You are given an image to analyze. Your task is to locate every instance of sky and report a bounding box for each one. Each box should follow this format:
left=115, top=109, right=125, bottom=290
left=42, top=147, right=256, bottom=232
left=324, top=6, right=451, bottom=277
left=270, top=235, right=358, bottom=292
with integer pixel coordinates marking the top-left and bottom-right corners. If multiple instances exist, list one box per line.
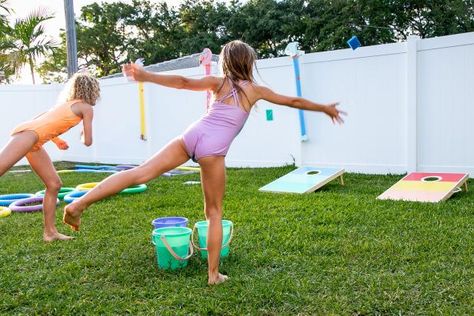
left=6, top=0, right=188, bottom=84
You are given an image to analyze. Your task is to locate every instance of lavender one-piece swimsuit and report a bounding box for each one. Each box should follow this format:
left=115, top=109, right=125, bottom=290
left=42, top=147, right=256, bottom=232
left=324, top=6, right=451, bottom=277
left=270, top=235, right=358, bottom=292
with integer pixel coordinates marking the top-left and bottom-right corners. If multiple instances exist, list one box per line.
left=181, top=81, right=250, bottom=162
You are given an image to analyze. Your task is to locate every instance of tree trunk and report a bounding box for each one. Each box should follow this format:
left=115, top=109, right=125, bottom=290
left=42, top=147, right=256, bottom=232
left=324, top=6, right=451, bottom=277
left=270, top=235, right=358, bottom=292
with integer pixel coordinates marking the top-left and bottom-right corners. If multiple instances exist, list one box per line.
left=28, top=55, right=36, bottom=84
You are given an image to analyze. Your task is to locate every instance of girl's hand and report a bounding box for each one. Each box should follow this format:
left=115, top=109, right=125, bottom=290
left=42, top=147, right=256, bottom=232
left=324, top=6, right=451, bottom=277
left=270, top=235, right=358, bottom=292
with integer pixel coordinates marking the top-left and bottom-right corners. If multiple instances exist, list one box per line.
left=324, top=102, right=347, bottom=124
left=52, top=137, right=69, bottom=150
left=122, top=63, right=147, bottom=82
left=56, top=141, right=69, bottom=150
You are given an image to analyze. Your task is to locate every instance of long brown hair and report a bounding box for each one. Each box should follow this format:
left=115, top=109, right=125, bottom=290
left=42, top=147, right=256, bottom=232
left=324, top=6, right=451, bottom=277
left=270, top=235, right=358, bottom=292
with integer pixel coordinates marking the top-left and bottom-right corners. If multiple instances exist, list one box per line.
left=217, top=40, right=257, bottom=107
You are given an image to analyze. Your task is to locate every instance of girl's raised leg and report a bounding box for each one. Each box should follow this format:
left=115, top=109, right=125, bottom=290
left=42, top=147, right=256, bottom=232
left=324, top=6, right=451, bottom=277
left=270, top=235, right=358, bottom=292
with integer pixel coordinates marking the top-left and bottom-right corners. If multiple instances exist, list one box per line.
left=63, top=138, right=190, bottom=231
left=198, top=156, right=228, bottom=285
left=26, top=148, right=73, bottom=242
left=0, top=131, right=37, bottom=176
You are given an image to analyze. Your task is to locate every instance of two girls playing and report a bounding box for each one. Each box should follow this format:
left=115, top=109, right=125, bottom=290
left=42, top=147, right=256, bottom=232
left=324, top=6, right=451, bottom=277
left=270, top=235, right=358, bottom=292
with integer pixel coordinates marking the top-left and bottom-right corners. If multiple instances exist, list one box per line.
left=63, top=40, right=345, bottom=285
left=1, top=40, right=345, bottom=284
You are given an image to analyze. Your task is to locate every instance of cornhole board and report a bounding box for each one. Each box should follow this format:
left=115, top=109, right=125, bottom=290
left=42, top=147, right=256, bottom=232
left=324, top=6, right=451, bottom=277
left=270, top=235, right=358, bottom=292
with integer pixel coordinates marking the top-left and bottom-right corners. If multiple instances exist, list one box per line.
left=259, top=166, right=345, bottom=194
left=377, top=172, right=469, bottom=203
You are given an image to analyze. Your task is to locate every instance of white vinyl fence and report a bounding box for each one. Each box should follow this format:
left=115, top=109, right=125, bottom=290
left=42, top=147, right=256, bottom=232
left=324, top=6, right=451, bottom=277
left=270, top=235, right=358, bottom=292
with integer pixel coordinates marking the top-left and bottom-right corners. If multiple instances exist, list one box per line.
left=1, top=32, right=473, bottom=176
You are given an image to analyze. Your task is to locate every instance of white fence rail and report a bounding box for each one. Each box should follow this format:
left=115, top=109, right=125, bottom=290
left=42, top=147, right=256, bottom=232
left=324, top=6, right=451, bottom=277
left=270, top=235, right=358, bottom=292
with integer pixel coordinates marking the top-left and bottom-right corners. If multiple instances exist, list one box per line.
left=1, top=32, right=473, bottom=176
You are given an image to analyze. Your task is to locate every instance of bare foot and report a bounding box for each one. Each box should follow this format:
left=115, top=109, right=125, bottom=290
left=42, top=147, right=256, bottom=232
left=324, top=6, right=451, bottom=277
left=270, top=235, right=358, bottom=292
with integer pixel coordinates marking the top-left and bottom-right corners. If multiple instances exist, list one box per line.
left=63, top=203, right=84, bottom=231
left=44, top=232, right=74, bottom=242
left=208, top=273, right=229, bottom=285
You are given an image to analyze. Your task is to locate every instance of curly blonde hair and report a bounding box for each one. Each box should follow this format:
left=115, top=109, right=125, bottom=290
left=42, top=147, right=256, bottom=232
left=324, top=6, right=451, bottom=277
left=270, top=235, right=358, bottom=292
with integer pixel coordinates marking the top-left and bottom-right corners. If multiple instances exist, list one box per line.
left=58, top=72, right=101, bottom=106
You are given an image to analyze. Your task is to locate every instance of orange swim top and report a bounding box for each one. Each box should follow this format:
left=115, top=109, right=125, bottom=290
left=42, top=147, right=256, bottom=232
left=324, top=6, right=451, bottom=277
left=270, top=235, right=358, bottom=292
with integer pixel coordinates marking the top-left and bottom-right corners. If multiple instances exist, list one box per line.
left=11, top=99, right=83, bottom=151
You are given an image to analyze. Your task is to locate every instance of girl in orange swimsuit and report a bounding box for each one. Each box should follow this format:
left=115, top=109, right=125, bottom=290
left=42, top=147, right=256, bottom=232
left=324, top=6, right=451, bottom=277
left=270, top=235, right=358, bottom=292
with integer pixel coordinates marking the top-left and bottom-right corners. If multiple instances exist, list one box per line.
left=0, top=72, right=100, bottom=242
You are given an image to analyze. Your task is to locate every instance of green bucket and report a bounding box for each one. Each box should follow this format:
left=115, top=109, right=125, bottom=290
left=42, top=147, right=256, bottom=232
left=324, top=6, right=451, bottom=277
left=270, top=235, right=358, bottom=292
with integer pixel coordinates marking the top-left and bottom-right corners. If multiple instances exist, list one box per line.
left=192, top=220, right=233, bottom=259
left=151, top=227, right=193, bottom=270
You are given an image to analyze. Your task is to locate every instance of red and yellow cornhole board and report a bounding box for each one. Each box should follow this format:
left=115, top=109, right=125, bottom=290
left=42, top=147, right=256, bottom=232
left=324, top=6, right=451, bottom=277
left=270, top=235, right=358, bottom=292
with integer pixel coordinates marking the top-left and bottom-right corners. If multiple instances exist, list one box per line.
left=377, top=172, right=469, bottom=203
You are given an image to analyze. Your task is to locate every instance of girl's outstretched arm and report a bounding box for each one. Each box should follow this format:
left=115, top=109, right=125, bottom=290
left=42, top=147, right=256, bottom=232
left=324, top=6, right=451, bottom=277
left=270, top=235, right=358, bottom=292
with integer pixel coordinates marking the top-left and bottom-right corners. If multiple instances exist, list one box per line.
left=122, top=63, right=221, bottom=92
left=256, top=86, right=346, bottom=124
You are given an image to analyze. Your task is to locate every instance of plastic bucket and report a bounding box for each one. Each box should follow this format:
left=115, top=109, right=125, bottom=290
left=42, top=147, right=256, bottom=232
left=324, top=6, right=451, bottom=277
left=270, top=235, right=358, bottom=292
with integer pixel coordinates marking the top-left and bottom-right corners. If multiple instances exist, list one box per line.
left=151, top=227, right=193, bottom=270
left=193, top=220, right=233, bottom=259
left=151, top=216, right=188, bottom=229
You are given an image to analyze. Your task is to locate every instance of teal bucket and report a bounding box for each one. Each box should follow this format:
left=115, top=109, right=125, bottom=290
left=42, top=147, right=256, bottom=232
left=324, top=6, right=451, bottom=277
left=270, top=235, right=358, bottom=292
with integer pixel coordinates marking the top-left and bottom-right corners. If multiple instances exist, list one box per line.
left=192, top=220, right=233, bottom=259
left=151, top=227, right=193, bottom=270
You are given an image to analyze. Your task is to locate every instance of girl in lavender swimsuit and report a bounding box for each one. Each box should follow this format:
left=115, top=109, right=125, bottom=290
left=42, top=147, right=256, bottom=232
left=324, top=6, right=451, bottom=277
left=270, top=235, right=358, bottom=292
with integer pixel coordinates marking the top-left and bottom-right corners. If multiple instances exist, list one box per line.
left=64, top=40, right=346, bottom=285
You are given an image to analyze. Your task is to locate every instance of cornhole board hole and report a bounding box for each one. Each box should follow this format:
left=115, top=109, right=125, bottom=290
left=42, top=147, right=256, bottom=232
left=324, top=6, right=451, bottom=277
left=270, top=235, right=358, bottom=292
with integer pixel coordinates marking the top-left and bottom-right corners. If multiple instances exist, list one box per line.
left=377, top=172, right=469, bottom=203
left=259, top=167, right=345, bottom=194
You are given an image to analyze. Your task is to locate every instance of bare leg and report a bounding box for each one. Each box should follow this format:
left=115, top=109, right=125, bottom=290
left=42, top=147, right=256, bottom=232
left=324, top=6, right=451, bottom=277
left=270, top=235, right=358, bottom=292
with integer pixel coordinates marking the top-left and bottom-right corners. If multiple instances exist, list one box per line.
left=26, top=148, right=73, bottom=242
left=63, top=138, right=190, bottom=231
left=199, top=156, right=228, bottom=285
left=0, top=131, right=37, bottom=176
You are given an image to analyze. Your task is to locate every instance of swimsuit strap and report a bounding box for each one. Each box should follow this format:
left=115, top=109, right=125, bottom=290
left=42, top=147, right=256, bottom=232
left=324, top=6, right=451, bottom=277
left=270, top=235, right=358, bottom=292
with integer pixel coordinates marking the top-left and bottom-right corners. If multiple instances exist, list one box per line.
left=215, top=80, right=250, bottom=106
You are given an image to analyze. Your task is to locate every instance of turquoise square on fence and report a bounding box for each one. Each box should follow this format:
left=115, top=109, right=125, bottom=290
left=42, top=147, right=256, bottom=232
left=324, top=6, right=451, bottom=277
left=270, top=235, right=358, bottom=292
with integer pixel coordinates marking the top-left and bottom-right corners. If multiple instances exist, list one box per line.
left=266, top=109, right=273, bottom=121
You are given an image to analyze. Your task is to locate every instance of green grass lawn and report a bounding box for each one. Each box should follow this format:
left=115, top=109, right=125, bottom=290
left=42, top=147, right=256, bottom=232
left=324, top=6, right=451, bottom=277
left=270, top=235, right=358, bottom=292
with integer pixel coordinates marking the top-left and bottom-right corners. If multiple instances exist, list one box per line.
left=1, top=163, right=473, bottom=315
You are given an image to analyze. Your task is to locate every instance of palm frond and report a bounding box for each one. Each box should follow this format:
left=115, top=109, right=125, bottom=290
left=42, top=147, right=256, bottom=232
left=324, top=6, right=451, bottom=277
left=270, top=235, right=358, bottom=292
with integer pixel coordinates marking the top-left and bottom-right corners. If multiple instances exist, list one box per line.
left=0, top=0, right=12, bottom=15
left=3, top=7, right=56, bottom=83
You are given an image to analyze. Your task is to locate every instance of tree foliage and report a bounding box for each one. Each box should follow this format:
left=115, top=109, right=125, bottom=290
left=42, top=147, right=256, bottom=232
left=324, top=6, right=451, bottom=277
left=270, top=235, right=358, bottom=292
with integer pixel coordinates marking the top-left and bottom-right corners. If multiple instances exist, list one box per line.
left=0, top=0, right=12, bottom=82
left=1, top=8, right=55, bottom=84
left=36, top=33, right=67, bottom=84
left=7, top=0, right=473, bottom=82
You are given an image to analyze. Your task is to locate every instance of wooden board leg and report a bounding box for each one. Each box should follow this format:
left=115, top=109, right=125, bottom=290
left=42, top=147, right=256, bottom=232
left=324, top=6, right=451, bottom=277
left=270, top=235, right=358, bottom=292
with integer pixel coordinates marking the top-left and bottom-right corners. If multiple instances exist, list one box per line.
left=464, top=181, right=468, bottom=192
left=339, top=175, right=345, bottom=186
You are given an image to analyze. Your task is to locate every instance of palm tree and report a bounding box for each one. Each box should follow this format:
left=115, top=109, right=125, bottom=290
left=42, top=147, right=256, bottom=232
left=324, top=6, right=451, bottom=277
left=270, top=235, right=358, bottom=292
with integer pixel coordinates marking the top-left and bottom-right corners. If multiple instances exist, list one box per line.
left=0, top=0, right=11, bottom=36
left=4, top=8, right=55, bottom=84
left=0, top=0, right=12, bottom=83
